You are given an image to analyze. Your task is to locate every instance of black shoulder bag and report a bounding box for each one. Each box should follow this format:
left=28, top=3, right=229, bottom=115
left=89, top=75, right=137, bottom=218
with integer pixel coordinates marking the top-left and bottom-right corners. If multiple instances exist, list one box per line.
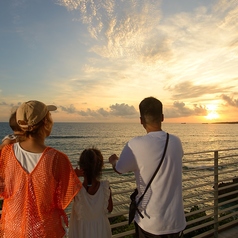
left=128, top=133, right=169, bottom=225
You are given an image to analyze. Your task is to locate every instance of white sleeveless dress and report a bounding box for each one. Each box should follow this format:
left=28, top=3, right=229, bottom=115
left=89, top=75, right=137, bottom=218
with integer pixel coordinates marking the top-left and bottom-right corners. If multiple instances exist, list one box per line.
left=68, top=180, right=112, bottom=238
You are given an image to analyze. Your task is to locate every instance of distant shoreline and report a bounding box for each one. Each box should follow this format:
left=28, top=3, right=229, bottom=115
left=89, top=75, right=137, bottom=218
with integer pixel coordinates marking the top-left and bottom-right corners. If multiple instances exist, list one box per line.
left=211, top=121, right=238, bottom=124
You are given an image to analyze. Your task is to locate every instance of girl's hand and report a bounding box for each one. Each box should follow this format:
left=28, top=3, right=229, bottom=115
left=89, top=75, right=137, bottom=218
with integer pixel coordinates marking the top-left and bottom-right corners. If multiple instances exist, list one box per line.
left=74, top=167, right=84, bottom=177
left=2, top=134, right=17, bottom=144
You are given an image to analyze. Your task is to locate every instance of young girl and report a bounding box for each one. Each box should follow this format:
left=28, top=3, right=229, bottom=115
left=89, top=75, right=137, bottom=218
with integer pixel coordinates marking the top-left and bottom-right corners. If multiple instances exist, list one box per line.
left=68, top=148, right=113, bottom=238
left=1, top=110, right=25, bottom=146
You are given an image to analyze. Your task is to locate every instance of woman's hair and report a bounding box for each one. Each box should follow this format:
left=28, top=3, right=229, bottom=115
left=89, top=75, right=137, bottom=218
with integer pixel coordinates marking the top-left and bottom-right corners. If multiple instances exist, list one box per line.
left=9, top=111, right=22, bottom=132
left=22, top=112, right=52, bottom=138
left=78, top=148, right=104, bottom=186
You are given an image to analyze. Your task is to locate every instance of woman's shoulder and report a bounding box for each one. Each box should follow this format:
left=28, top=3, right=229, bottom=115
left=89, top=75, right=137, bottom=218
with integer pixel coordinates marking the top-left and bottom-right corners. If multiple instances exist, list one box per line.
left=44, top=147, right=72, bottom=168
left=45, top=147, right=68, bottom=158
left=1, top=143, right=13, bottom=153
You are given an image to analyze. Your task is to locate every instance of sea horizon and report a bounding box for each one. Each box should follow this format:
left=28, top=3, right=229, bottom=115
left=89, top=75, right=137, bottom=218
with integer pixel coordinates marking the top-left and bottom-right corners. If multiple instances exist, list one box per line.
left=1, top=122, right=237, bottom=157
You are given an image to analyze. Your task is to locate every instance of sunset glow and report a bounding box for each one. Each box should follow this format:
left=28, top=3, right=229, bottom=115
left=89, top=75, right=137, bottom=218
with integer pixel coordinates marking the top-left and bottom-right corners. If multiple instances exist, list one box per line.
left=205, top=104, right=220, bottom=120
left=1, top=0, right=238, bottom=123
left=206, top=112, right=220, bottom=120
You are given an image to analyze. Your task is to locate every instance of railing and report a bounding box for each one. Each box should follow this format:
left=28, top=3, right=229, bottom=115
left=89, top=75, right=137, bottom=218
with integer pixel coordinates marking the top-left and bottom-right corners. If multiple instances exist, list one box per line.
left=104, top=148, right=238, bottom=238
left=1, top=148, right=238, bottom=237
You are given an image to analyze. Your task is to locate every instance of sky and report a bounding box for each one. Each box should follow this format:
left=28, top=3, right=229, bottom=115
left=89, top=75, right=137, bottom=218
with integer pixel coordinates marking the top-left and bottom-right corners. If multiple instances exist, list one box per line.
left=0, top=0, right=238, bottom=123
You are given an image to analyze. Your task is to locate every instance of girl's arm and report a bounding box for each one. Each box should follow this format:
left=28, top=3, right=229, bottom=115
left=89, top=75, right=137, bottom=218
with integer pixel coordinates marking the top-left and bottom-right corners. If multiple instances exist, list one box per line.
left=0, top=135, right=16, bottom=150
left=74, top=167, right=84, bottom=177
left=107, top=187, right=113, bottom=213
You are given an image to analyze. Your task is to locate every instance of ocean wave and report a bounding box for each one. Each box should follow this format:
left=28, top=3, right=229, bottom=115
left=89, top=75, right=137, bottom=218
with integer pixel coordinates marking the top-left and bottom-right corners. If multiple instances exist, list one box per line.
left=48, top=135, right=98, bottom=139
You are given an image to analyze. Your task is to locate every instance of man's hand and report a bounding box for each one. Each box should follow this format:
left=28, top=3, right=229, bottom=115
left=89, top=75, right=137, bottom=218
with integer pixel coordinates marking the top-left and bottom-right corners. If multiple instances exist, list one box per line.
left=108, top=154, right=121, bottom=174
left=108, top=154, right=118, bottom=166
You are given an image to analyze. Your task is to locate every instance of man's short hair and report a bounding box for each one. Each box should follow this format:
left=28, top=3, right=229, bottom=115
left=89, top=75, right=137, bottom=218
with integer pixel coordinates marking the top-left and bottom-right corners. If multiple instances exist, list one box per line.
left=139, top=97, right=163, bottom=124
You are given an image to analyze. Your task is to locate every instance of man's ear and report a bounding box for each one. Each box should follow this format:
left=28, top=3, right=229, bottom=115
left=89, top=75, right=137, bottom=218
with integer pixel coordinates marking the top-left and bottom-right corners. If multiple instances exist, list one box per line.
left=140, top=116, right=144, bottom=125
left=161, top=114, right=164, bottom=122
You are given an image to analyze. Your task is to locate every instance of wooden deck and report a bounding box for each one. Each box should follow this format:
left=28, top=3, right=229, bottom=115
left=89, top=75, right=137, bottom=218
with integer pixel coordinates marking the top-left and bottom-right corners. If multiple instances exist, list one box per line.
left=218, top=225, right=238, bottom=237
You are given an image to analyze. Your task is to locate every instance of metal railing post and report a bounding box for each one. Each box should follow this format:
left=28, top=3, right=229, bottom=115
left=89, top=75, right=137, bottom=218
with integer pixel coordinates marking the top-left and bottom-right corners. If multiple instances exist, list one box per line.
left=214, top=150, right=219, bottom=237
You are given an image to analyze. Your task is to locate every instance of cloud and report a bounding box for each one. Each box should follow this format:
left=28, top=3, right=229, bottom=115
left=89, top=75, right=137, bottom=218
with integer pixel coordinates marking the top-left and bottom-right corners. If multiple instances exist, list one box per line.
left=0, top=102, right=8, bottom=106
left=58, top=102, right=138, bottom=118
left=164, top=101, right=207, bottom=118
left=139, top=36, right=172, bottom=63
left=221, top=94, right=238, bottom=107
left=55, top=0, right=238, bottom=86
left=94, top=2, right=168, bottom=64
left=59, top=104, right=77, bottom=114
left=0, top=101, right=22, bottom=119
left=109, top=103, right=137, bottom=117
left=0, top=101, right=21, bottom=108
left=78, top=108, right=102, bottom=117
left=56, top=0, right=114, bottom=39
left=166, top=81, right=233, bottom=100
left=58, top=100, right=207, bottom=120
left=57, top=0, right=165, bottom=64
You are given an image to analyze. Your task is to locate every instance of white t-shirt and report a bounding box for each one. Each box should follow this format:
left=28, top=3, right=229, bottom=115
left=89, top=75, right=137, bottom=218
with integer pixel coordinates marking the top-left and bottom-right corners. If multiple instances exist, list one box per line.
left=13, top=143, right=42, bottom=173
left=116, top=130, right=186, bottom=235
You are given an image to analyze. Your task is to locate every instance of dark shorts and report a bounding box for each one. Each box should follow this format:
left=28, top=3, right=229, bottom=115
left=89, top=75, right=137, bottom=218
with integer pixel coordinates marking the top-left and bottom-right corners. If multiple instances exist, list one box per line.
left=134, top=222, right=184, bottom=238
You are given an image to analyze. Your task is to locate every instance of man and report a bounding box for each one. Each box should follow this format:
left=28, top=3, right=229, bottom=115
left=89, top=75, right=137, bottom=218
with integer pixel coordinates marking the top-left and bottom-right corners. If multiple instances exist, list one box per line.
left=109, top=96, right=186, bottom=238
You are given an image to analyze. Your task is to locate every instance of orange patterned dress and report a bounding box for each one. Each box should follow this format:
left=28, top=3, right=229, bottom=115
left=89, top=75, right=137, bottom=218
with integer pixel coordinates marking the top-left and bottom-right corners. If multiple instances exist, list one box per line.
left=0, top=144, right=82, bottom=238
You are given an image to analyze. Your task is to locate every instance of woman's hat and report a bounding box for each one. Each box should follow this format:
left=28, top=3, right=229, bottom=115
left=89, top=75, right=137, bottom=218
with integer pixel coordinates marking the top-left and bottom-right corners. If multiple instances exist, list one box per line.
left=16, top=100, right=57, bottom=130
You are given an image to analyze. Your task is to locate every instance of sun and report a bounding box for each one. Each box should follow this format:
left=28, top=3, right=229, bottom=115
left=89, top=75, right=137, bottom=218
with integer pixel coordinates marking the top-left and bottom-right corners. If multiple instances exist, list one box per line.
left=206, top=111, right=219, bottom=120
left=205, top=104, right=220, bottom=120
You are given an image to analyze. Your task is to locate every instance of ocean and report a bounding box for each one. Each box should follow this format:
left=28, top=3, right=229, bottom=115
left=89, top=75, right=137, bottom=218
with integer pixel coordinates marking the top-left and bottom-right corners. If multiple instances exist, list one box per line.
left=1, top=122, right=238, bottom=166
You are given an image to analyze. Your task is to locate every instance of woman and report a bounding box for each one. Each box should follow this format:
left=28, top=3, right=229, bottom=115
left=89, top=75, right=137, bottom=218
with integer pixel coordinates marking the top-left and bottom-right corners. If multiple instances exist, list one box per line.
left=0, top=100, right=82, bottom=238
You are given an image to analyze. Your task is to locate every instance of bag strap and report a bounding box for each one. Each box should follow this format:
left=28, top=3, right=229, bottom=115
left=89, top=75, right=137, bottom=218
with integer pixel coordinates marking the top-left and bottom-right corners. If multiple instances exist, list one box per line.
left=137, top=133, right=169, bottom=206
